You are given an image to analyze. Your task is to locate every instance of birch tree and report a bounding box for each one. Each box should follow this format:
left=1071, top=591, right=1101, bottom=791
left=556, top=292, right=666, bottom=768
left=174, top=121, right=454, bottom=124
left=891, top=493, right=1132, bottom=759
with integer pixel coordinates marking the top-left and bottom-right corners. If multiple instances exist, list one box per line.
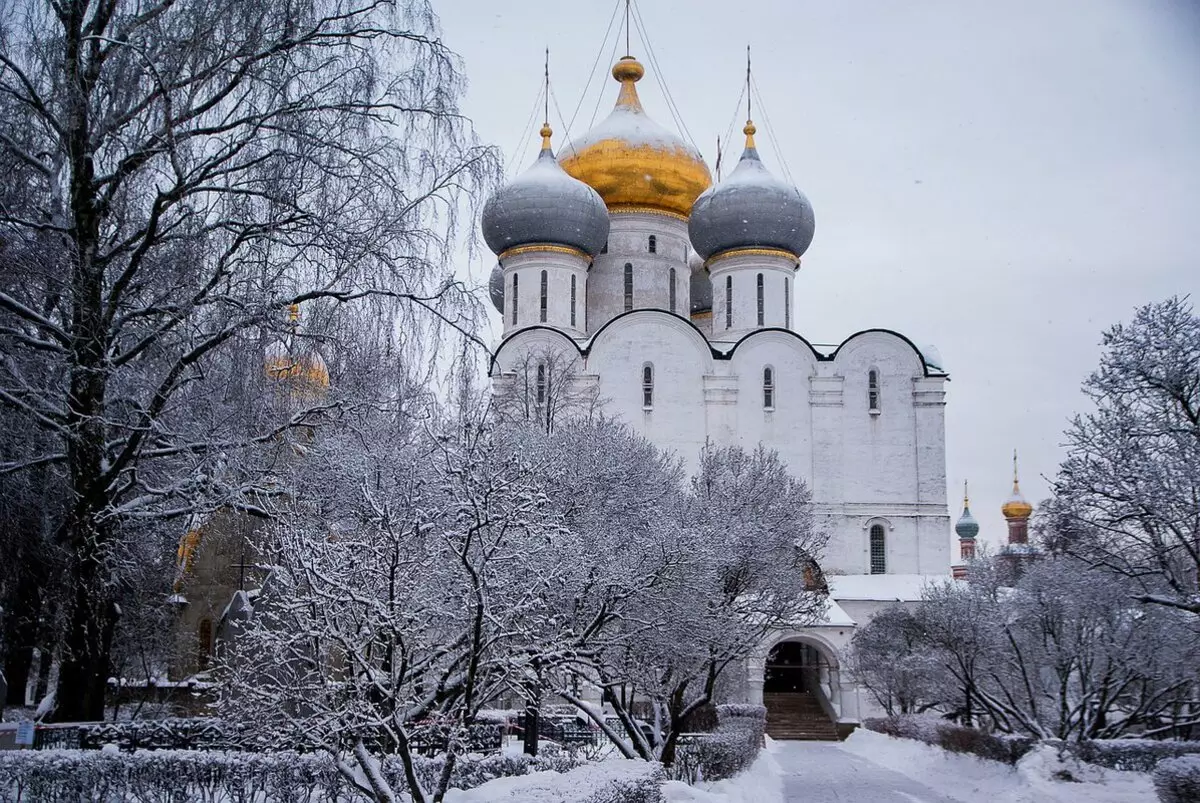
left=0, top=0, right=497, bottom=721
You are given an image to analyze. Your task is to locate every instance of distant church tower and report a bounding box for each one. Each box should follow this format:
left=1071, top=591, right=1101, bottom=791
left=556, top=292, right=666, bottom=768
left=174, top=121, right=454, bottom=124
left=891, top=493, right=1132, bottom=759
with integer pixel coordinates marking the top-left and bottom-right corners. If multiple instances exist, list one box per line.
left=1001, top=451, right=1034, bottom=545
left=951, top=481, right=979, bottom=580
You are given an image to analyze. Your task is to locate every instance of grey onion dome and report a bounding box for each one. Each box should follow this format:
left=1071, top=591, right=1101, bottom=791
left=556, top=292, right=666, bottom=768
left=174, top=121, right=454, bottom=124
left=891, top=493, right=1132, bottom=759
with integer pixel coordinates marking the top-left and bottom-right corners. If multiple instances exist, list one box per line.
left=956, top=506, right=980, bottom=540
left=481, top=128, right=610, bottom=257
left=688, top=124, right=815, bottom=261
left=488, top=262, right=505, bottom=313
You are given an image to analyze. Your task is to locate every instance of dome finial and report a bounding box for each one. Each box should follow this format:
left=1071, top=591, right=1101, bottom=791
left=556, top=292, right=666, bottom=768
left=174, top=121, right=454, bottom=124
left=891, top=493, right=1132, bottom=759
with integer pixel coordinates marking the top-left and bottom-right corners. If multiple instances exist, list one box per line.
left=612, top=56, right=645, bottom=111
left=963, top=479, right=970, bottom=508
left=744, top=45, right=756, bottom=150
left=1012, top=449, right=1021, bottom=494
left=287, top=303, right=300, bottom=324
left=540, top=47, right=553, bottom=152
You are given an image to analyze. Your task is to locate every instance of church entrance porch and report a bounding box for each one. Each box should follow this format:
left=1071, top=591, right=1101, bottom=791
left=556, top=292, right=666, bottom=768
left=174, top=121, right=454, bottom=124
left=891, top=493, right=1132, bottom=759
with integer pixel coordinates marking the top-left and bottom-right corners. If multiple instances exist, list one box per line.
left=762, top=640, right=840, bottom=741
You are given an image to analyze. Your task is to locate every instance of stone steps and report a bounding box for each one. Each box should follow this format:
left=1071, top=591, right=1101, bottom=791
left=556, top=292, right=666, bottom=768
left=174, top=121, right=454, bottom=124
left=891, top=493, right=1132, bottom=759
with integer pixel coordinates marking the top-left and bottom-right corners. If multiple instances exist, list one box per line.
left=763, top=692, right=840, bottom=741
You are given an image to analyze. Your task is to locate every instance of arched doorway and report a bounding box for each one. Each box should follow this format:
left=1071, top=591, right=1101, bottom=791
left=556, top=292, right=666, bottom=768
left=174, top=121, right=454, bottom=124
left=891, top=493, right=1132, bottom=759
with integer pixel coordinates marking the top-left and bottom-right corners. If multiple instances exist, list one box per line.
left=762, top=639, right=840, bottom=740
left=764, top=641, right=823, bottom=694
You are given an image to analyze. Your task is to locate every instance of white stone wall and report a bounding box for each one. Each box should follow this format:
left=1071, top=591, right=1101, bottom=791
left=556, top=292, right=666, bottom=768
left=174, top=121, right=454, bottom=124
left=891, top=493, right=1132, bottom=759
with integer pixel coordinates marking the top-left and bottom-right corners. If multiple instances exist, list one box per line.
left=493, top=316, right=951, bottom=577
left=500, top=249, right=590, bottom=337
left=585, top=213, right=691, bottom=331
left=707, top=252, right=797, bottom=340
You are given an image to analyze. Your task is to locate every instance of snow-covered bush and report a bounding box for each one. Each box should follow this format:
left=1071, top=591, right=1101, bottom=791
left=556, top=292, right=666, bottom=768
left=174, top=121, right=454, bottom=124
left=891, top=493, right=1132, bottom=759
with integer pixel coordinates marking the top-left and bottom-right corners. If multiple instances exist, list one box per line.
left=1063, top=739, right=1200, bottom=773
left=1153, top=755, right=1200, bottom=803
left=0, top=748, right=583, bottom=802
left=446, top=759, right=665, bottom=802
left=671, top=703, right=766, bottom=783
left=863, top=716, right=1034, bottom=765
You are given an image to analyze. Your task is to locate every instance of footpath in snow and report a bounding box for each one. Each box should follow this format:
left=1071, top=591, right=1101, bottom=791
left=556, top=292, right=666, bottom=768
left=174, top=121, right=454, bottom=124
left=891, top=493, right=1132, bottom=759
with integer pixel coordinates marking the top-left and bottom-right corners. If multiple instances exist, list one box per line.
left=665, top=730, right=1157, bottom=803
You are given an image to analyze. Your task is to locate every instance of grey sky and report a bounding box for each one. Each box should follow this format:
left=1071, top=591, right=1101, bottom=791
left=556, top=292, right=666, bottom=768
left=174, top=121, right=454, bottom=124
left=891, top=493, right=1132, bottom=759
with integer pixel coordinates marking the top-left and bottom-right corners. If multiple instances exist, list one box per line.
left=437, top=0, right=1200, bottom=549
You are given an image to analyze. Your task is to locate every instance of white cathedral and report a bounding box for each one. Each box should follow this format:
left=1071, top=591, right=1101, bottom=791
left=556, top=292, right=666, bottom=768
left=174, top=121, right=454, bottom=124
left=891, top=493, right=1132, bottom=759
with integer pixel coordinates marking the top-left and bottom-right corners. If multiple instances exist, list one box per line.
left=483, top=54, right=954, bottom=735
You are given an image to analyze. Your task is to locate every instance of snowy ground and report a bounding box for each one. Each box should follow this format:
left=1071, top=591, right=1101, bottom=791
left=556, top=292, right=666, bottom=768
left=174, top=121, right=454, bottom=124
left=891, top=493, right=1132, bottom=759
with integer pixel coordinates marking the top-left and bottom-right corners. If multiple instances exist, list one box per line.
left=664, top=731, right=1156, bottom=803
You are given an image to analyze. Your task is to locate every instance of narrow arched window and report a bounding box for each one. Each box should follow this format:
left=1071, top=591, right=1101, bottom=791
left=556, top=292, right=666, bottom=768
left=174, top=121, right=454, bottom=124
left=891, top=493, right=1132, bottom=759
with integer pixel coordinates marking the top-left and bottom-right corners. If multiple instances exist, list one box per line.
left=763, top=366, right=775, bottom=409
left=570, top=275, right=577, bottom=327
left=868, top=369, right=880, bottom=412
left=624, top=263, right=633, bottom=312
left=511, top=274, right=519, bottom=325
left=870, top=525, right=887, bottom=574
left=539, top=270, right=548, bottom=323
left=784, top=277, right=791, bottom=329
left=601, top=241, right=608, bottom=254
left=725, top=275, right=733, bottom=329
left=756, top=273, right=764, bottom=326
left=536, top=363, right=546, bottom=405
left=648, top=235, right=657, bottom=254
left=198, top=618, right=213, bottom=670
left=642, top=363, right=654, bottom=409
left=669, top=267, right=677, bottom=313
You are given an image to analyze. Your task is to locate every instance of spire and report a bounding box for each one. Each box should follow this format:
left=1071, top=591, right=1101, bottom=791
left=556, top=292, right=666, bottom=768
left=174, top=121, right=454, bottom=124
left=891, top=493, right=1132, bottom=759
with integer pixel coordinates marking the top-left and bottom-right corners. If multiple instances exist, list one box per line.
left=540, top=48, right=553, bottom=152
left=1012, top=449, right=1022, bottom=495
left=1001, top=448, right=1034, bottom=522
left=745, top=45, right=758, bottom=151
left=962, top=479, right=971, bottom=511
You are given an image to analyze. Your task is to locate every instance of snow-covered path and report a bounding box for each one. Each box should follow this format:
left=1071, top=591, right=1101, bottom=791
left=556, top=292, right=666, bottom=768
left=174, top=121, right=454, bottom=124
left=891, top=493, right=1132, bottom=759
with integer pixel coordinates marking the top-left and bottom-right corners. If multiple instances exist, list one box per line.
left=775, top=741, right=961, bottom=803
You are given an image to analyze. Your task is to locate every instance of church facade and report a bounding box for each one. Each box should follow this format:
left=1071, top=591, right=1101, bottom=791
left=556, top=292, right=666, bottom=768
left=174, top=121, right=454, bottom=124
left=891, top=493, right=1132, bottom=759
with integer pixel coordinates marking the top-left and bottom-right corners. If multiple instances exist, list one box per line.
left=483, top=54, right=953, bottom=732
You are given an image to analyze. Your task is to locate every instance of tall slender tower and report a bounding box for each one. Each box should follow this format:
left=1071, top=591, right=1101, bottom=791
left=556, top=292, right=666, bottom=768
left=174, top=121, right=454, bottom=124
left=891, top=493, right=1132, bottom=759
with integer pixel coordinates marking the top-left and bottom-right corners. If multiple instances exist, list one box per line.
left=952, top=481, right=979, bottom=579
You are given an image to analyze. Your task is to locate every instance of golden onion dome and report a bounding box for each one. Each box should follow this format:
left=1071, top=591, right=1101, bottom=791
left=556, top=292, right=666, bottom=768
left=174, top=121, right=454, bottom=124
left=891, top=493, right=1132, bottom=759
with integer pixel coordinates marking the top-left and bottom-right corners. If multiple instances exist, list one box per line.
left=264, top=305, right=330, bottom=390
left=559, top=56, right=712, bottom=219
left=1001, top=451, right=1034, bottom=519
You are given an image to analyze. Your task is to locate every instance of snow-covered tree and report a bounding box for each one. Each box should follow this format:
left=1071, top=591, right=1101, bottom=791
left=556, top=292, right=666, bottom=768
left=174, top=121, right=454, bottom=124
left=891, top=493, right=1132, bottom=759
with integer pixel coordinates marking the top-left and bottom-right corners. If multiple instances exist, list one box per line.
left=0, top=0, right=497, bottom=721
left=220, top=416, right=567, bottom=803
left=1049, top=296, right=1200, bottom=615
left=853, top=556, right=1200, bottom=740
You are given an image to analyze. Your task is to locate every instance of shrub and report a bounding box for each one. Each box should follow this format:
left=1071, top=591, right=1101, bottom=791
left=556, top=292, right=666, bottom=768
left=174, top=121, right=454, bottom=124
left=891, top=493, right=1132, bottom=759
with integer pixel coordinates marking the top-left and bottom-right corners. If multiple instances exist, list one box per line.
left=1153, top=755, right=1200, bottom=803
left=459, top=759, right=665, bottom=803
left=0, top=747, right=583, bottom=802
left=1065, top=740, right=1200, bottom=774
left=672, top=704, right=766, bottom=783
left=863, top=716, right=1034, bottom=765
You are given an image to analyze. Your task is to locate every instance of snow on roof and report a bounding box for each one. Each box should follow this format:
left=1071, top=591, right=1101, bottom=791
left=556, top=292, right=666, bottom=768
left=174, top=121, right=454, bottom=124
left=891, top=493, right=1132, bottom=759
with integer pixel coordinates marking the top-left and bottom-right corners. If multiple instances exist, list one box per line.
left=828, top=574, right=957, bottom=602
left=818, top=598, right=857, bottom=627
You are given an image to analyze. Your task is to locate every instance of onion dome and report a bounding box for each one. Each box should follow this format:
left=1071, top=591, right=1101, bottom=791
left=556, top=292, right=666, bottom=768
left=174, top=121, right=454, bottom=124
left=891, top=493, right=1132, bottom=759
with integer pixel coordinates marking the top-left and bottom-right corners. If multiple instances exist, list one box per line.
left=482, top=124, right=609, bottom=257
left=688, top=122, right=815, bottom=261
left=1001, top=451, right=1034, bottom=520
left=489, top=262, right=505, bottom=312
left=955, top=482, right=980, bottom=540
left=264, top=305, right=330, bottom=390
left=560, top=57, right=711, bottom=219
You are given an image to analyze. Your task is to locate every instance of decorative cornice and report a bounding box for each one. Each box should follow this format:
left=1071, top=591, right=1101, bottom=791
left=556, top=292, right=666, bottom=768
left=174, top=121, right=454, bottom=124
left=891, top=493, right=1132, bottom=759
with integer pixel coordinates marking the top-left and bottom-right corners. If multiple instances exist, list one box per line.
left=607, top=204, right=690, bottom=222
left=705, top=246, right=799, bottom=269
left=499, top=243, right=591, bottom=262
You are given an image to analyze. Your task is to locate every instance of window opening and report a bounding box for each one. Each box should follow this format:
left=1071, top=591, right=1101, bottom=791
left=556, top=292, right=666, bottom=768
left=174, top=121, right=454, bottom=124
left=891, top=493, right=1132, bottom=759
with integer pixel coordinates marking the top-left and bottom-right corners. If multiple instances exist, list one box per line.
left=669, top=267, right=677, bottom=313
left=642, top=364, right=654, bottom=409
left=624, top=263, right=633, bottom=312
left=511, top=274, right=518, bottom=325
left=648, top=235, right=657, bottom=254
left=756, top=273, right=764, bottom=326
left=763, top=366, right=775, bottom=409
left=785, top=277, right=791, bottom=329
left=539, top=270, right=548, bottom=323
left=725, top=275, right=733, bottom=329
left=536, top=363, right=546, bottom=405
left=198, top=618, right=213, bottom=670
left=570, top=275, right=577, bottom=327
left=868, top=369, right=880, bottom=412
left=870, top=525, right=887, bottom=574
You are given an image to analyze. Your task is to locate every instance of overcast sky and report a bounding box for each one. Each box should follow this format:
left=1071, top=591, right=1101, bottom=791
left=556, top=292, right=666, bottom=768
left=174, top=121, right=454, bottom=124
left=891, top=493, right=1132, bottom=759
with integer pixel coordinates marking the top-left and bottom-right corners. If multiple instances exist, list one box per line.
left=436, top=0, right=1200, bottom=550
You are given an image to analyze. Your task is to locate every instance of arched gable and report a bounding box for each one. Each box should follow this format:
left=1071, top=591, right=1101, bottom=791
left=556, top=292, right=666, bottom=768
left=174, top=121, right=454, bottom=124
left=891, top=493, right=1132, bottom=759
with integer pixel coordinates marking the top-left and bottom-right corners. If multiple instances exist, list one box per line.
left=489, top=326, right=583, bottom=376
left=830, top=328, right=938, bottom=378
left=584, top=308, right=717, bottom=369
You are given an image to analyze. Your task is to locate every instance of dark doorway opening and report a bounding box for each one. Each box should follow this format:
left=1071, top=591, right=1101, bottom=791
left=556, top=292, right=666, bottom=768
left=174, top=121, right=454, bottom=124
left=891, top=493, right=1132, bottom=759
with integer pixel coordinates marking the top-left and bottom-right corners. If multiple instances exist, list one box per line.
left=764, top=641, right=822, bottom=694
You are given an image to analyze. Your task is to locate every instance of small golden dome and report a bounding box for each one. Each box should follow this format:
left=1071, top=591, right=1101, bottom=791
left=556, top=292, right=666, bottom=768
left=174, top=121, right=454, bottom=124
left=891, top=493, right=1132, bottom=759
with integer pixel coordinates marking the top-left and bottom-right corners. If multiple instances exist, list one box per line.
left=1001, top=451, right=1034, bottom=519
left=264, top=304, right=330, bottom=390
left=560, top=56, right=711, bottom=219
